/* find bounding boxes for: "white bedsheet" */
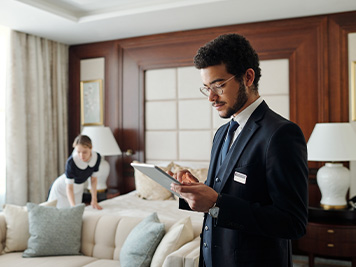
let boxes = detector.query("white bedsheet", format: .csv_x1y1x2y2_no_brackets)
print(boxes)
84,191,204,236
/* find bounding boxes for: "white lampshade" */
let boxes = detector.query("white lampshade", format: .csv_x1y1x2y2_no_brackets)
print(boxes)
307,123,356,161
81,126,121,191
81,126,121,156
307,123,356,209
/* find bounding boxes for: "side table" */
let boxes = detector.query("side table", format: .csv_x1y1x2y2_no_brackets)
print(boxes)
297,207,356,267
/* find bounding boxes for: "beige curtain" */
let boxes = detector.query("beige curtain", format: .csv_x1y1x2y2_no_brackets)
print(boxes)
6,30,68,205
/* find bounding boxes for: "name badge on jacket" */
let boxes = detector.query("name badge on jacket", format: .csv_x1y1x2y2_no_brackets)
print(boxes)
234,171,247,184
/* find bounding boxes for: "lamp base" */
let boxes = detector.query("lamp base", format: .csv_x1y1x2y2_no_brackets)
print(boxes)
87,158,109,191
320,203,347,210
317,163,350,210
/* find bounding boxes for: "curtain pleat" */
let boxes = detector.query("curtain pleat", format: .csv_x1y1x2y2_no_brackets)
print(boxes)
6,31,68,205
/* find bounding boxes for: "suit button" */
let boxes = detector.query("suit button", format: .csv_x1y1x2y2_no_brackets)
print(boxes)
215,177,220,182
204,242,208,247
205,226,209,231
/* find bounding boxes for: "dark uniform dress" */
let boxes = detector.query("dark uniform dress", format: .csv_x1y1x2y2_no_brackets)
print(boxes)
48,151,101,208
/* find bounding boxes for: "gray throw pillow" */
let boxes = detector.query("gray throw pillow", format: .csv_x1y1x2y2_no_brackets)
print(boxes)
22,203,85,257
120,212,165,267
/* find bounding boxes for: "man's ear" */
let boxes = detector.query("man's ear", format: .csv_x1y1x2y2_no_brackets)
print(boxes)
244,68,255,87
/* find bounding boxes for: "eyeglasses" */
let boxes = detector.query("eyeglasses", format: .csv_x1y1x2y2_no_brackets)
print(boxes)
199,75,237,97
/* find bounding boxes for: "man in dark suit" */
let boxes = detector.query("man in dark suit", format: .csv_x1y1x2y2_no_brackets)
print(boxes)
171,33,308,267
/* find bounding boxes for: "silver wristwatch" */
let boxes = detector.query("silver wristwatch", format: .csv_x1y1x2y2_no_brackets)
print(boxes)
208,202,220,218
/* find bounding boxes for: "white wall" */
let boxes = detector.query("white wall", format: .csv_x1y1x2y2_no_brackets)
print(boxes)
349,33,356,197
145,59,290,164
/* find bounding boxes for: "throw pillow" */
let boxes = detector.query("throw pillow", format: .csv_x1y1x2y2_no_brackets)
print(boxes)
134,161,174,200
150,216,194,267
3,200,57,252
22,203,85,257
120,212,165,267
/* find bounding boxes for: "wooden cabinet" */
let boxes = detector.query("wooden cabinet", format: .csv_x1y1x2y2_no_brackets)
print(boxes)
298,221,356,266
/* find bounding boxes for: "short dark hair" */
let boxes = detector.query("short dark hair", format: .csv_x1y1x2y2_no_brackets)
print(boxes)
193,33,261,89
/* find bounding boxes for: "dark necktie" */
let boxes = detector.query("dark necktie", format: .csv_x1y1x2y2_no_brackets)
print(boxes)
221,120,239,162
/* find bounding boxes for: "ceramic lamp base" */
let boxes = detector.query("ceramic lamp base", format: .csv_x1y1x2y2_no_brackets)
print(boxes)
87,157,109,191
317,163,350,210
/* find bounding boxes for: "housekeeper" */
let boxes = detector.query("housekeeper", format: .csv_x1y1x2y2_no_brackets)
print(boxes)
48,134,103,209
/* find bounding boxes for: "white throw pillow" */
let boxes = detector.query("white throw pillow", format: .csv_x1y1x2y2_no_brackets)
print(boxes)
134,161,174,200
150,216,194,267
3,200,57,252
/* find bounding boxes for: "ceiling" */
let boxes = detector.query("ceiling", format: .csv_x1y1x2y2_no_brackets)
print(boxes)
0,0,356,45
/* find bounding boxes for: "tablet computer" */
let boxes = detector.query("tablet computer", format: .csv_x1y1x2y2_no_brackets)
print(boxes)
130,162,181,197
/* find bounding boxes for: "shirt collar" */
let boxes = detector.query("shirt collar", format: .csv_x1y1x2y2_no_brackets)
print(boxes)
72,150,98,170
232,96,263,130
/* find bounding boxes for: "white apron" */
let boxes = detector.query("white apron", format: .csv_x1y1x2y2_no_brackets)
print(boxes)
47,174,85,208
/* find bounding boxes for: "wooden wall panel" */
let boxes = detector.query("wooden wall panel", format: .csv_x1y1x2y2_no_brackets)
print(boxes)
68,11,356,198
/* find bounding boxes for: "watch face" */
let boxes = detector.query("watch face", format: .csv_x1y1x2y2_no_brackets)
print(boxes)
209,207,219,218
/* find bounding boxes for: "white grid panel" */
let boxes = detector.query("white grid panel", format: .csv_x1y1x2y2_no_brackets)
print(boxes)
145,61,289,164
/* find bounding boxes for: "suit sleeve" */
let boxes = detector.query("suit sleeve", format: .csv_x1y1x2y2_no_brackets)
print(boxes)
216,123,308,240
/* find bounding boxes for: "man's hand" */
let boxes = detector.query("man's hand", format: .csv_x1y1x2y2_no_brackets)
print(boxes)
171,182,218,212
168,169,199,184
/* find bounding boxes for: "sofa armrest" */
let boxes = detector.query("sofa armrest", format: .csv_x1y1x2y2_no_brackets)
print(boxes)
0,212,6,254
162,236,200,267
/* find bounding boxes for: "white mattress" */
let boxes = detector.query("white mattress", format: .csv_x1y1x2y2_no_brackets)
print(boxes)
84,191,204,236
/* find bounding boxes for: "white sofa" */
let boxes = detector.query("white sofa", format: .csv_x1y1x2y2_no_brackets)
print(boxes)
0,161,206,266
0,205,201,267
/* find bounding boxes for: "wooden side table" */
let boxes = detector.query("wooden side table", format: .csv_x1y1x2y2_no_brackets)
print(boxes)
297,207,356,267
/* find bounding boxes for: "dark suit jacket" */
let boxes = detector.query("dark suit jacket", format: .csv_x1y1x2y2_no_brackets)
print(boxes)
180,101,308,267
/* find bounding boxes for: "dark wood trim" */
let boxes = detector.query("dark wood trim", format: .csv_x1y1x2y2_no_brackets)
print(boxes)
328,11,356,122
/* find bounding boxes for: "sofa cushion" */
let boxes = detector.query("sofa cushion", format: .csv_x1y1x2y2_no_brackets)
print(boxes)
3,200,57,252
134,161,174,200
151,216,194,267
0,252,98,267
22,203,85,257
162,236,201,267
119,212,165,267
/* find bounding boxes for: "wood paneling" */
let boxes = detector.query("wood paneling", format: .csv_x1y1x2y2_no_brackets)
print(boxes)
68,11,356,197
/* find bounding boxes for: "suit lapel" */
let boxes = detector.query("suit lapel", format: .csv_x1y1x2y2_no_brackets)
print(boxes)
214,101,269,192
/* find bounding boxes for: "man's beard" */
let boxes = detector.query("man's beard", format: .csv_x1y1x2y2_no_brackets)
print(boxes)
220,83,248,119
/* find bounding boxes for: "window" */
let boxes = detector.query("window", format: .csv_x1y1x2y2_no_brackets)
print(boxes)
0,25,9,209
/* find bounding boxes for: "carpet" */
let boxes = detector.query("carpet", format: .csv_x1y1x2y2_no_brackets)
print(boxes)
293,255,351,267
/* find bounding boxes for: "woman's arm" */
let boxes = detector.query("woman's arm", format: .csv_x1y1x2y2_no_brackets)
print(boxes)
90,176,103,210
66,184,76,207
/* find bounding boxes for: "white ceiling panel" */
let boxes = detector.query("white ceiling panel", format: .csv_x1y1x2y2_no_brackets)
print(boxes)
0,0,355,45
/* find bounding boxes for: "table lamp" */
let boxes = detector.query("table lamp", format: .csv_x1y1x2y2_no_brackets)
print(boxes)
81,126,122,191
307,123,356,209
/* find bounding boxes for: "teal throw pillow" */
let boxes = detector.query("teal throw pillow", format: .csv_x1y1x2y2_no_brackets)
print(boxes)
120,212,165,267
22,203,85,257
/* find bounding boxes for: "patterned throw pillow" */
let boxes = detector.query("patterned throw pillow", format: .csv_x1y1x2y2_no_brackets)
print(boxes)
22,203,85,257
120,212,165,267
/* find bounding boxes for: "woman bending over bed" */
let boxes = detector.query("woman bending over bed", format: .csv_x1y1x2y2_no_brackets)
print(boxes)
48,134,103,210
